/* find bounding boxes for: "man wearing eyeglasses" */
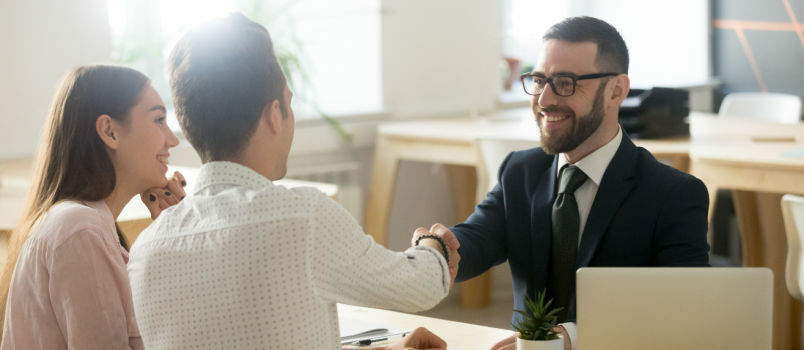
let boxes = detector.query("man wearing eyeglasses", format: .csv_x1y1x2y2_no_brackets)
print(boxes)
424,16,710,350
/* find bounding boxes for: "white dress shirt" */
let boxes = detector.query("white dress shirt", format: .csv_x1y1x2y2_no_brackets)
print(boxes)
555,126,623,244
555,126,623,350
128,161,449,349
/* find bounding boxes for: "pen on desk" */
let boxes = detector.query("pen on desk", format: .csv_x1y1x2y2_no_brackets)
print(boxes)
351,331,409,346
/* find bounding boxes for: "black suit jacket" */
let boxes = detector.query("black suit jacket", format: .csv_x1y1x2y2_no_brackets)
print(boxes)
451,133,710,324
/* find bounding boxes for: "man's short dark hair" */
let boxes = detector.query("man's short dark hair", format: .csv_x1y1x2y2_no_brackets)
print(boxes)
543,16,629,74
169,13,287,162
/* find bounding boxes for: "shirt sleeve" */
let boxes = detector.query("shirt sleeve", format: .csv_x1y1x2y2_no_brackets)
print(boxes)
48,229,135,350
560,322,577,350
309,195,450,312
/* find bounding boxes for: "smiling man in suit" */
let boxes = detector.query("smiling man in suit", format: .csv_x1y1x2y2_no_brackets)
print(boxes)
425,16,710,350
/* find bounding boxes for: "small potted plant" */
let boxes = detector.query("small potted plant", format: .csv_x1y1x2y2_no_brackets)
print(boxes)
512,289,564,350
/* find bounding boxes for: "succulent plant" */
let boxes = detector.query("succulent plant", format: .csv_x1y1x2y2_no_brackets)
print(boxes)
512,289,563,341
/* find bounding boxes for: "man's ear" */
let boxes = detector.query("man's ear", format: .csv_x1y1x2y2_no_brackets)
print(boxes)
96,114,120,149
609,74,630,106
262,99,283,135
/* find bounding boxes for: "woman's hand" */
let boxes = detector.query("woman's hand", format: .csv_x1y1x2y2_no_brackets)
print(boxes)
346,327,446,350
140,171,187,219
387,327,446,350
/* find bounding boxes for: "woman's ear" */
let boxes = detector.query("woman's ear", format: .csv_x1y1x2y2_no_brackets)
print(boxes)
96,114,119,149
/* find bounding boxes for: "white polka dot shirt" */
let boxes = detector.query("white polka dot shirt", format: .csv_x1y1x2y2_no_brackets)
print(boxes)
127,161,449,349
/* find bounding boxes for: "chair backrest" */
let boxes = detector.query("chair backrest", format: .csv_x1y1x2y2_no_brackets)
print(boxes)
478,138,538,191
782,194,804,300
719,92,802,124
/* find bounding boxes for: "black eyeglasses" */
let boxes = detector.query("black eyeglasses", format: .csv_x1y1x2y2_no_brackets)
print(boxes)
520,72,620,97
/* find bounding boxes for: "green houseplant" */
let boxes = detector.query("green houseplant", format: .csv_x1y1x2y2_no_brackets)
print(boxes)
512,289,564,350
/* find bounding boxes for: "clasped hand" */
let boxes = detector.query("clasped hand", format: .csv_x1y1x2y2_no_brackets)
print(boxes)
411,223,461,289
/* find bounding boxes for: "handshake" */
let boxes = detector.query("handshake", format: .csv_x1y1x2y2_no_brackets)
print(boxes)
411,223,461,289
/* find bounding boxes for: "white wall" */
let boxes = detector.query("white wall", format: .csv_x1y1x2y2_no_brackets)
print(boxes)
570,0,711,88
381,0,502,117
0,0,113,159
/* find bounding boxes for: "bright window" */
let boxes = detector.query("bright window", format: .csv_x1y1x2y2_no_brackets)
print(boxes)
577,0,711,88
502,0,710,89
502,0,569,71
107,0,382,120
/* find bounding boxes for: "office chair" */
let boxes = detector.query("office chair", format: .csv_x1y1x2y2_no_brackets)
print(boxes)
782,194,804,300
719,92,802,124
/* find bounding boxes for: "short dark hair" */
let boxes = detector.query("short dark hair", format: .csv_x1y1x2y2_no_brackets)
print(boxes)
169,13,287,162
543,16,629,74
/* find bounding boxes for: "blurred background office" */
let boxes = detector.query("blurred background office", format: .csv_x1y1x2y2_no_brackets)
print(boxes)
1,0,803,337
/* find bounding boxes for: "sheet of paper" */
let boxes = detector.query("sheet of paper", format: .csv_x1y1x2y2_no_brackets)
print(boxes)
782,147,804,158
339,317,388,338
339,316,406,345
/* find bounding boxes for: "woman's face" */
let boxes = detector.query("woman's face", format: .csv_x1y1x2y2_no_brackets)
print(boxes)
112,84,179,193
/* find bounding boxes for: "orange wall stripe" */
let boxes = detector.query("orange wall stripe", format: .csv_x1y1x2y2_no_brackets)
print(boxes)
734,27,768,93
713,19,801,31
781,0,804,48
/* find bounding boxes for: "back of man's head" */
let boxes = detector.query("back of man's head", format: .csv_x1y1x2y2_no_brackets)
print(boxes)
543,16,629,75
169,13,287,162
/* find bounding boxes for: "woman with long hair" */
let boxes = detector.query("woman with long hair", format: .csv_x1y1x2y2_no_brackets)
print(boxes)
0,65,185,349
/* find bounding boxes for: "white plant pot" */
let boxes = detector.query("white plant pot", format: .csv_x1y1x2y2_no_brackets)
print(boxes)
516,337,563,350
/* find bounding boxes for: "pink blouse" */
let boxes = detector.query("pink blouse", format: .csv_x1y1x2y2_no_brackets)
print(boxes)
2,200,142,349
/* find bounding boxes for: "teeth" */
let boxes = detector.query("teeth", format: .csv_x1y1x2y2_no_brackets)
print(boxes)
544,115,568,122
157,156,168,165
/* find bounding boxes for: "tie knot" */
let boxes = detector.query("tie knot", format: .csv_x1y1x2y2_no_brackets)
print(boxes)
558,165,588,194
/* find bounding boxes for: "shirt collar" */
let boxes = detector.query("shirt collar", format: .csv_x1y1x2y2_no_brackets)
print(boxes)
193,161,273,194
556,125,623,186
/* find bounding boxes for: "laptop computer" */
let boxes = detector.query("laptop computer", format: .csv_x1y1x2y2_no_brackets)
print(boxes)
576,267,772,350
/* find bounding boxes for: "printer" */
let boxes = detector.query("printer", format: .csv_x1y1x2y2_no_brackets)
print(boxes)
619,87,689,139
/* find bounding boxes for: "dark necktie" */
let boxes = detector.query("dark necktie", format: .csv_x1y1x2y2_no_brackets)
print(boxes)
550,164,588,322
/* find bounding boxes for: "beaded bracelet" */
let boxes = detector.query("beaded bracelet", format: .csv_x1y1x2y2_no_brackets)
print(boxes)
414,234,449,265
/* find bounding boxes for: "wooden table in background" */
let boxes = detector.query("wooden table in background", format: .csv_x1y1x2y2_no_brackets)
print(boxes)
690,141,804,350
365,109,693,308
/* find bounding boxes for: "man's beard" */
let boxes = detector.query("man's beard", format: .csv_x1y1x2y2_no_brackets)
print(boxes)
536,82,607,155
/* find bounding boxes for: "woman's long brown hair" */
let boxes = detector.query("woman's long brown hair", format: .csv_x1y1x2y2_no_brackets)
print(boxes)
0,65,149,334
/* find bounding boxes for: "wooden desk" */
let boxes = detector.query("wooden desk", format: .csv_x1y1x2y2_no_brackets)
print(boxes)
338,304,511,349
0,159,338,263
690,141,804,350
365,109,692,308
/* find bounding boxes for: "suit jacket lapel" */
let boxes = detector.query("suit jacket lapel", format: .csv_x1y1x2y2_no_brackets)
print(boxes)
577,134,639,267
530,155,558,283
